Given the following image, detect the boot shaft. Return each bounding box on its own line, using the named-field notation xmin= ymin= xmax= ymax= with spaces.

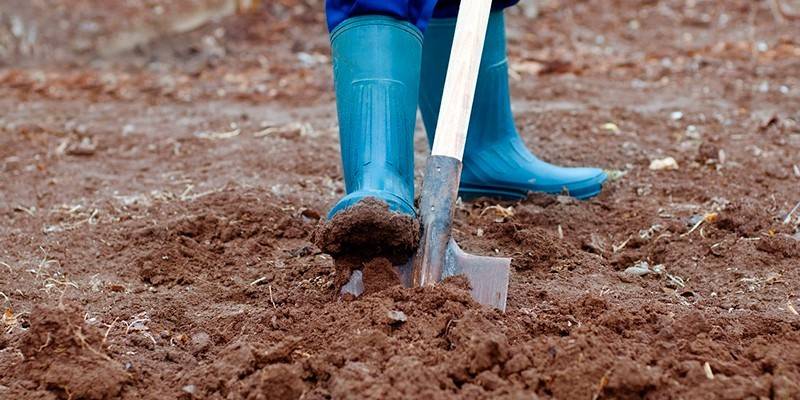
xmin=328 ymin=16 xmax=422 ymax=215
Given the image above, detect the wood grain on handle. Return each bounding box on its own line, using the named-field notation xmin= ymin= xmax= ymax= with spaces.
xmin=430 ymin=0 xmax=493 ymax=161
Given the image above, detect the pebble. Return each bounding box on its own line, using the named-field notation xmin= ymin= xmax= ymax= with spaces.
xmin=386 ymin=310 xmax=407 ymax=324
xmin=601 ymin=122 xmax=620 ymax=133
xmin=687 ymin=214 xmax=704 ymax=227
xmin=622 ymin=261 xmax=665 ymax=279
xmin=685 ymin=125 xmax=700 ymax=139
xmin=300 ymin=208 xmax=321 ymax=220
xmin=66 ymin=137 xmax=97 ymax=156
xmin=624 ymin=261 xmax=652 ymax=277
xmin=190 ymin=331 xmax=211 ymax=353
xmin=649 ymin=157 xmax=679 ymax=170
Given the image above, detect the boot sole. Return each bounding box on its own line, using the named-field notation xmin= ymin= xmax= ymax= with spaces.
xmin=458 ymin=180 xmax=605 ymax=201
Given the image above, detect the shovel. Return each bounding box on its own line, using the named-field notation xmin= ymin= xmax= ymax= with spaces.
xmin=340 ymin=0 xmax=510 ymax=310
xmin=411 ymin=0 xmax=510 ymax=311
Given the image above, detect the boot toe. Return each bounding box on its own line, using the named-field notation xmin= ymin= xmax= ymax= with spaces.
xmin=534 ymin=168 xmax=607 ymax=200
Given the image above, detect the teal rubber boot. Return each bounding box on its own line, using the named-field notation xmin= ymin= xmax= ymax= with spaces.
xmin=327 ymin=16 xmax=422 ymax=219
xmin=419 ymin=12 xmax=607 ymax=200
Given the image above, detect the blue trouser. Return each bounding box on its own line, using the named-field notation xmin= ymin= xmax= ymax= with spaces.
xmin=325 ymin=0 xmax=520 ymax=32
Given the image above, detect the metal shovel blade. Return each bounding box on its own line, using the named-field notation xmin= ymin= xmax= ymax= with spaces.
xmin=341 ymin=156 xmax=511 ymax=311
xmin=412 ymin=156 xmax=511 ymax=311
xmin=442 ymin=239 xmax=510 ymax=311
xmin=340 ymin=245 xmax=509 ymax=311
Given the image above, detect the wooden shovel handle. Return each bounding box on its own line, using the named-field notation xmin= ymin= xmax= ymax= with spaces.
xmin=430 ymin=0 xmax=494 ymax=161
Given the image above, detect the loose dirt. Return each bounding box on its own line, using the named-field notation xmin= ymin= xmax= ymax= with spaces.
xmin=2 ymin=0 xmax=800 ymax=399
xmin=11 ymin=304 xmax=131 ymax=399
xmin=313 ymin=198 xmax=419 ymax=296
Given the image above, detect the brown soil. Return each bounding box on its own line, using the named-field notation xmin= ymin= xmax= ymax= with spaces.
xmin=313 ymin=198 xmax=419 ymax=295
xmin=2 ymin=1 xmax=800 ymax=399
xmin=10 ymin=304 xmax=131 ymax=399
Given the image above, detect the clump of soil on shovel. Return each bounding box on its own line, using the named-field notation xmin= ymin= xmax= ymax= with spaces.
xmin=314 ymin=198 xmax=420 ymax=294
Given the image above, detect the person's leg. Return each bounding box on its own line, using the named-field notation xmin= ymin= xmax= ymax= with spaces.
xmin=324 ymin=1 xmax=436 ymax=219
xmin=419 ymin=7 xmax=607 ymax=200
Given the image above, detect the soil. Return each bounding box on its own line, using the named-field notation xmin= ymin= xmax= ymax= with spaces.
xmin=313 ymin=197 xmax=419 ymax=296
xmin=2 ymin=0 xmax=800 ymax=399
xmin=313 ymin=198 xmax=420 ymax=262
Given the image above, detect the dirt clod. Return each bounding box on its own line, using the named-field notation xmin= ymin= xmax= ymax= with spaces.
xmin=13 ymin=304 xmax=129 ymax=399
xmin=314 ymin=198 xmax=419 ymax=261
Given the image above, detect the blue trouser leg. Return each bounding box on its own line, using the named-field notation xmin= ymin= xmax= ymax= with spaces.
xmin=431 ymin=0 xmax=520 ymax=19
xmin=325 ymin=0 xmax=520 ymax=32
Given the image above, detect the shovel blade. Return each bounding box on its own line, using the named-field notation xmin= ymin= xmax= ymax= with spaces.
xmin=443 ymin=239 xmax=510 ymax=311
xmin=341 ymin=249 xmax=509 ymax=311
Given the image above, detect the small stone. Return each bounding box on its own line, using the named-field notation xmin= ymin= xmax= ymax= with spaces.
xmin=623 ymin=261 xmax=651 ymax=277
xmin=300 ymin=208 xmax=321 ymax=220
xmin=601 ymin=122 xmax=620 ymax=133
xmin=685 ymin=125 xmax=700 ymax=139
xmin=386 ymin=310 xmax=407 ymax=324
xmin=182 ymin=384 xmax=196 ymax=394
xmin=687 ymin=214 xmax=704 ymax=227
xmin=649 ymin=157 xmax=679 ymax=170
xmin=66 ymin=137 xmax=97 ymax=156
xmin=190 ymin=331 xmax=211 ymax=353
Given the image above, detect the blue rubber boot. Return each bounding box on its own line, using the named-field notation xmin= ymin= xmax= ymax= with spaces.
xmin=327 ymin=16 xmax=422 ymax=219
xmin=419 ymin=12 xmax=607 ymax=200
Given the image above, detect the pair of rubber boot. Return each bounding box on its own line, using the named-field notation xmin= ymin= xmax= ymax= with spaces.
xmin=328 ymin=12 xmax=607 ymax=219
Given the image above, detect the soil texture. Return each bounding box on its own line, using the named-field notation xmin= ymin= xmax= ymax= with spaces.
xmin=314 ymin=198 xmax=420 ymax=262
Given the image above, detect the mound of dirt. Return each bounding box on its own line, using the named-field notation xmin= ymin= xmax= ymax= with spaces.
xmin=314 ymin=198 xmax=419 ymax=262
xmin=176 ymin=277 xmax=525 ymax=399
xmin=714 ymin=200 xmax=773 ymax=237
xmin=484 ymin=224 xmax=595 ymax=273
xmin=11 ymin=304 xmax=130 ymax=399
xmin=126 ymin=190 xmax=317 ymax=286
